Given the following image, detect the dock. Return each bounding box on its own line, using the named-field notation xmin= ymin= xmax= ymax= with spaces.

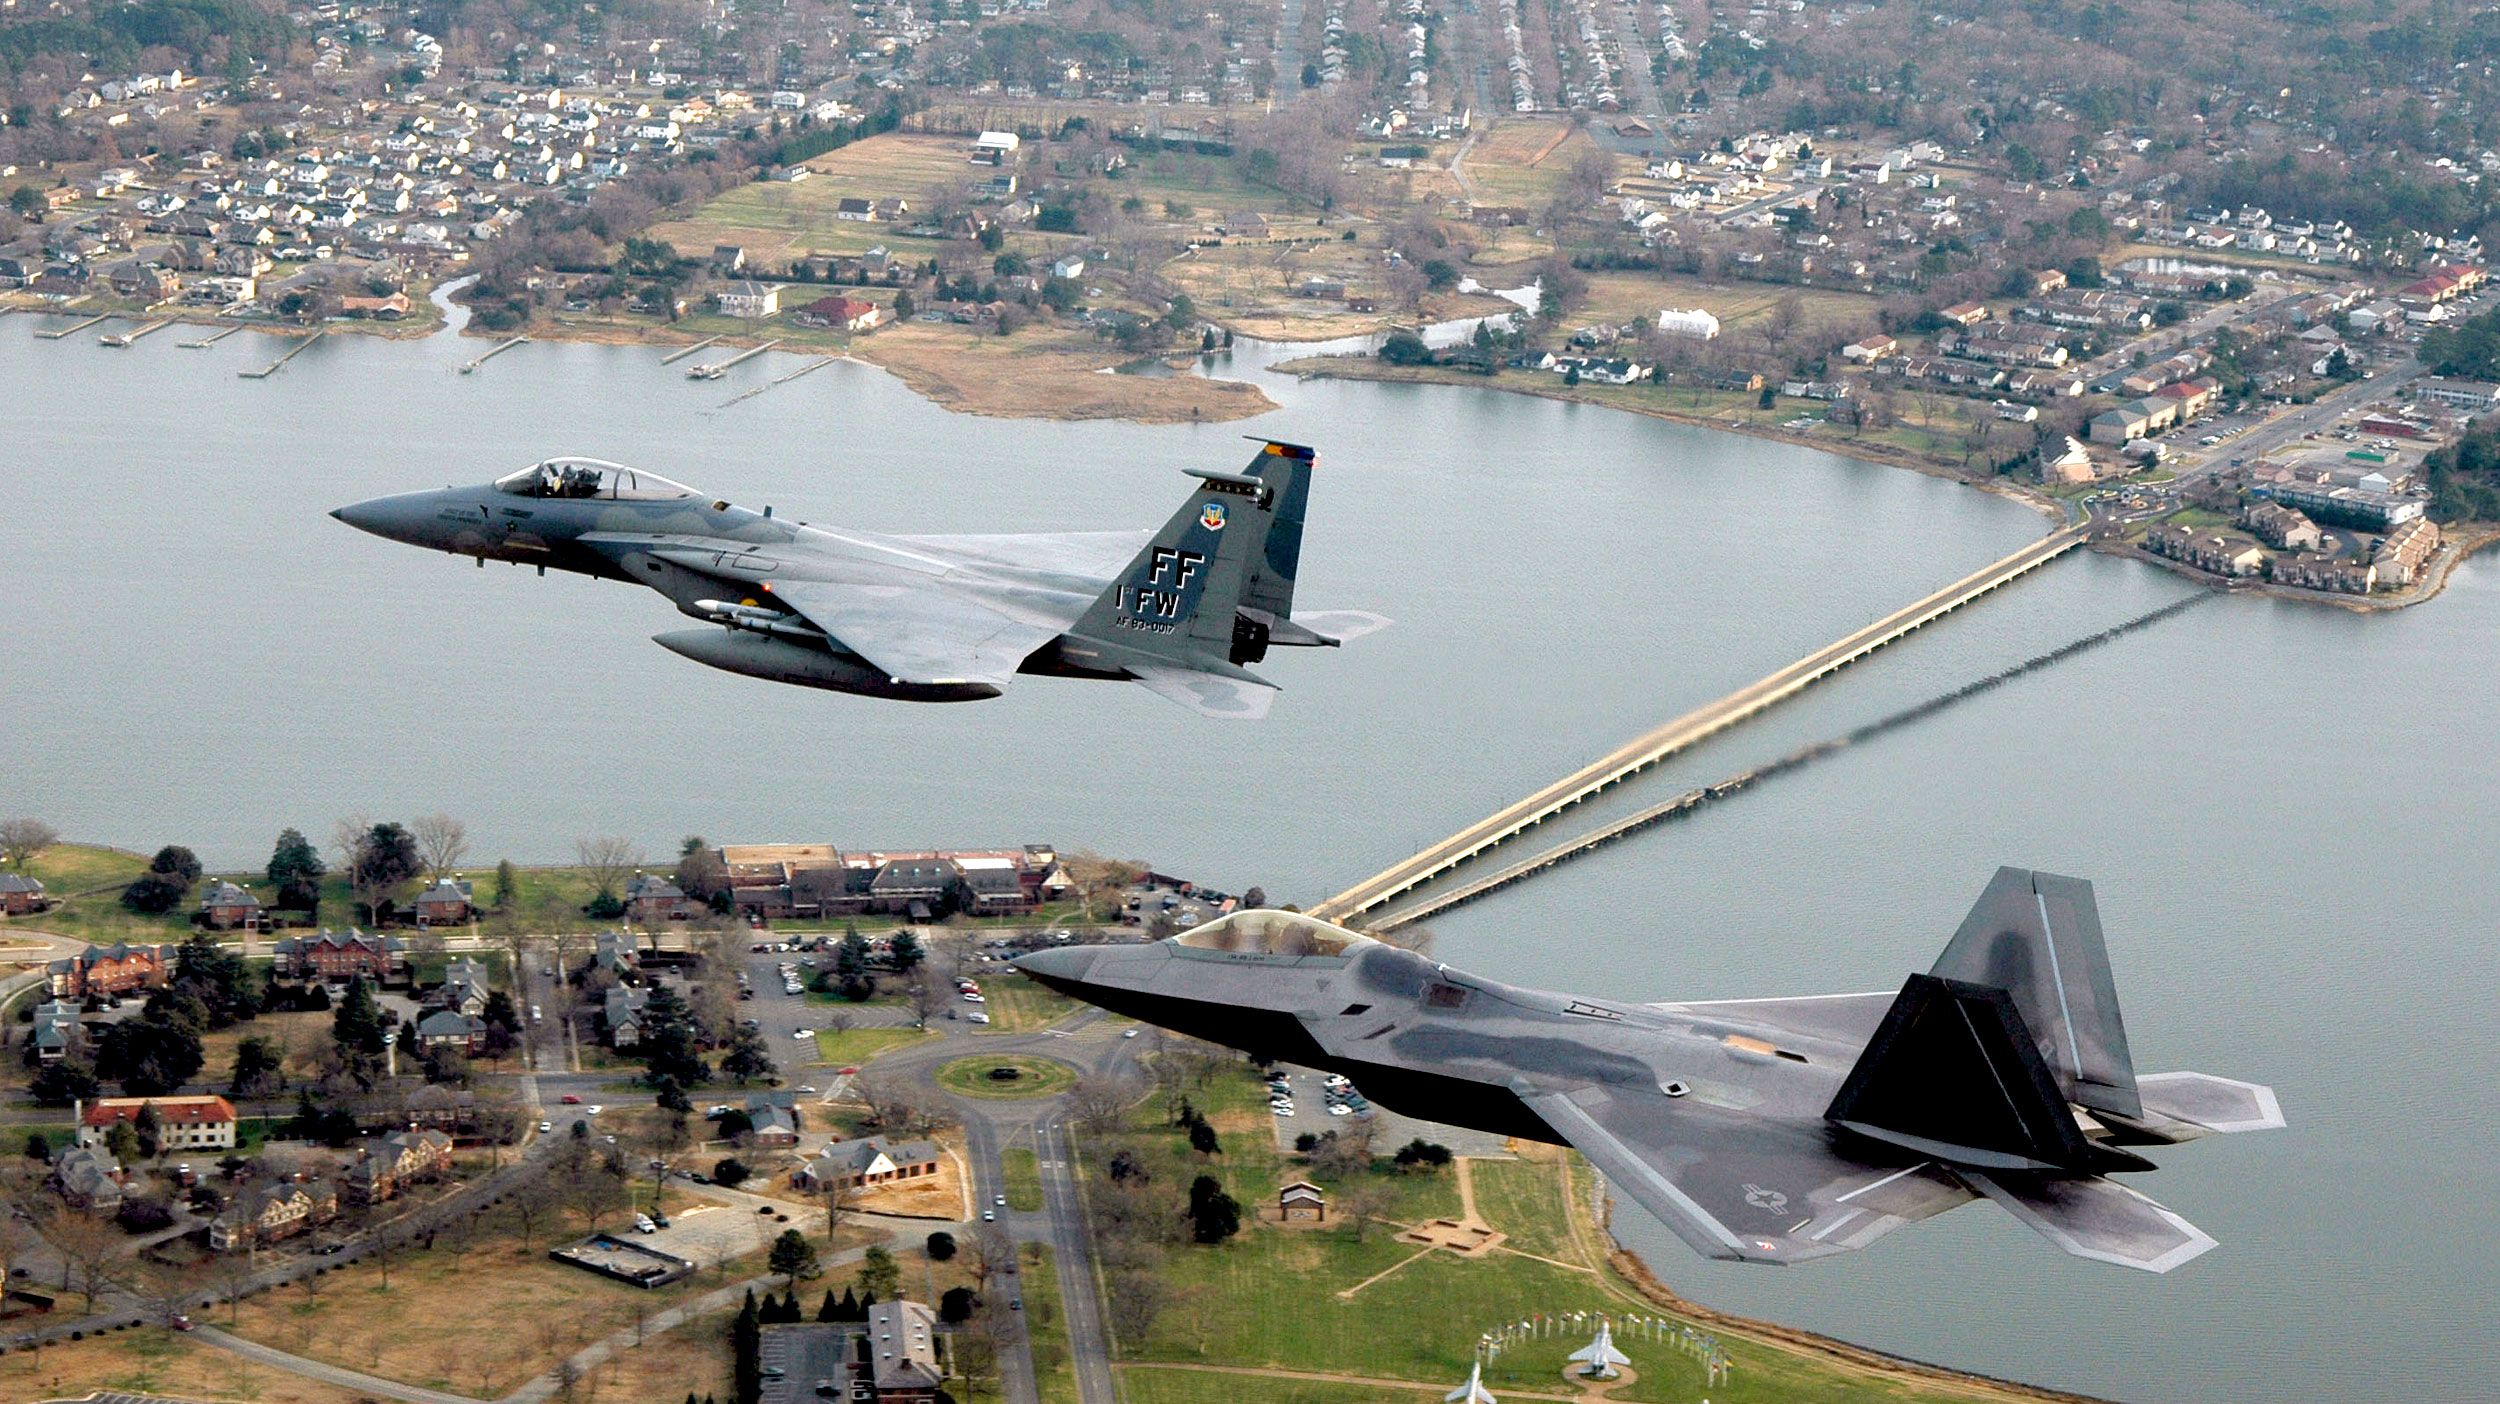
xmin=100 ymin=318 xmax=173 ymax=347
xmin=685 ymin=339 xmax=779 ymax=379
xmin=460 ymin=334 xmax=529 ymax=374
xmin=238 ymin=328 xmax=324 ymax=379
xmin=36 ymin=314 xmax=110 ymax=341
xmin=179 ymin=325 xmax=242 ymax=349
xmin=659 ymin=335 xmax=722 ymax=365
xmin=1310 ymin=526 xmax=2090 ymax=925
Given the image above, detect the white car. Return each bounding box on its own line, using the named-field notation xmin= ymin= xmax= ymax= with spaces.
xmin=537 ymin=1120 xmax=553 ymax=1133
xmin=585 ymin=1105 xmax=603 ymax=1116
xmin=634 ymin=1213 xmax=656 ymax=1234
xmin=794 ymin=1029 xmax=816 ymax=1041
xmin=1123 ymin=1029 xmax=1140 ymax=1038
xmin=968 ymin=1012 xmax=991 ymax=1024
xmin=962 ymin=993 xmax=986 ymax=1003
xmin=1329 ymin=1104 xmax=1352 ymax=1116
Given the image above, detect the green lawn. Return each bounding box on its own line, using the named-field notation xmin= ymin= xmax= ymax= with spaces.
xmin=1084 ymin=1065 xmax=1998 ymax=1404
xmin=812 ymin=1027 xmax=936 ymax=1067
xmin=1018 ymin=1241 xmax=1080 ymax=1404
xmin=1120 ymin=1369 xmax=1425 ymax=1404
xmin=975 ymin=978 xmax=1083 ymax=1034
xmin=933 ymin=1055 xmax=1078 ymax=1100
xmin=1000 ymin=1147 xmax=1044 ymax=1212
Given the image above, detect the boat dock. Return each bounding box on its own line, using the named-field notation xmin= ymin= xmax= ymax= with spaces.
xmin=718 ymin=356 xmax=834 ymax=408
xmin=685 ymin=339 xmax=779 ymax=379
xmin=36 ymin=314 xmax=110 ymax=341
xmin=100 ymin=319 xmax=173 ymax=347
xmin=179 ymin=324 xmax=243 ymax=349
xmin=659 ymin=335 xmax=722 ymax=365
xmin=238 ymin=328 xmax=324 ymax=379
xmin=460 ymin=335 xmax=529 ymax=374
xmin=1309 ymin=526 xmax=2090 ymax=925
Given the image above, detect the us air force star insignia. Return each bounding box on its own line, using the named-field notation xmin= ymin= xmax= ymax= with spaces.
xmin=1742 ymin=1183 xmax=1788 ymax=1213
xmin=1200 ymin=502 xmax=1227 ymax=531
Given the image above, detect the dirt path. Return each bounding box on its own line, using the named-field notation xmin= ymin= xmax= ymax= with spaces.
xmin=1121 ymin=1361 xmax=1587 ymax=1402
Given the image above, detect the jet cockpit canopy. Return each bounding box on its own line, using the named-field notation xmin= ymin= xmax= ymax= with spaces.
xmin=1172 ymin=909 xmax=1374 ymax=958
xmin=494 ymin=458 xmax=694 ymax=502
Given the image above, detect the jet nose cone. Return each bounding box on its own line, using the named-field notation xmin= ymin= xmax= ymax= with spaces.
xmin=330 ymin=498 xmax=388 ymax=534
xmin=1012 ymin=947 xmax=1099 ymax=990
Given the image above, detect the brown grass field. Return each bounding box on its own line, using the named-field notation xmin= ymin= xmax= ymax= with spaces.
xmin=852 ymin=322 xmax=1276 ymax=423
xmin=0 ymin=1326 xmax=368 ymax=1404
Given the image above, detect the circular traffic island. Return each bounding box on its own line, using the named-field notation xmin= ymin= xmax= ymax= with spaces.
xmin=934 ymin=1054 xmax=1079 ymax=1100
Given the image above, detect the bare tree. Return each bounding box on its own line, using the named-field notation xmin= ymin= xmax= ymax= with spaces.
xmin=46 ymin=1209 xmax=120 ymax=1313
xmin=1334 ymin=1181 xmax=1392 ymax=1242
xmin=1056 ymin=850 xmax=1143 ymax=923
xmin=967 ymin=1224 xmax=1016 ymax=1297
xmin=207 ymin=1247 xmax=257 ymax=1325
xmin=815 ymin=1174 xmax=856 ymax=1243
xmin=411 ymin=814 xmax=471 ymax=880
xmin=575 ymin=836 xmax=643 ymax=900
xmin=1066 ymin=1074 xmax=1138 ymax=1133
xmin=0 ymin=817 xmax=60 ymax=870
xmin=508 ymin=1175 xmax=558 ymax=1250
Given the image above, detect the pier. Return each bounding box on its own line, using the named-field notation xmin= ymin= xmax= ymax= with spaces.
xmin=36 ymin=314 xmax=110 ymax=340
xmin=1310 ymin=526 xmax=2090 ymax=925
xmin=685 ymin=339 xmax=779 ymax=379
xmin=100 ymin=318 xmax=173 ymax=347
xmin=179 ymin=325 xmax=242 ymax=349
xmin=460 ymin=334 xmax=529 ymax=374
xmin=659 ymin=335 xmax=722 ymax=365
xmin=717 ymin=356 xmax=835 ymax=408
xmin=238 ymin=328 xmax=324 ymax=379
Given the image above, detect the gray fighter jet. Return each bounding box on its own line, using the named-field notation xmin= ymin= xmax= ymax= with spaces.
xmin=331 ymin=440 xmax=1381 ymax=718
xmin=1016 ymin=868 xmax=2283 ymax=1272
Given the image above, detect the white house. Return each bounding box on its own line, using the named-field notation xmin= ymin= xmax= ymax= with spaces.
xmin=1656 ymin=307 xmax=1721 ymax=340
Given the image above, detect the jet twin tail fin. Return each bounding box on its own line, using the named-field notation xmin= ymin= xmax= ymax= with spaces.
xmin=1070 ymin=441 xmax=1305 ymax=666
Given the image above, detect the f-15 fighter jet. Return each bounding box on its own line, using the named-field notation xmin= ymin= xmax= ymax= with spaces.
xmin=1016 ymin=868 xmax=2282 ymax=1272
xmin=333 ymin=439 xmax=1381 ymax=718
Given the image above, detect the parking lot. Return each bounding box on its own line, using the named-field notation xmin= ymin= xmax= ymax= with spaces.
xmin=640 ymin=1199 xmax=779 ymax=1267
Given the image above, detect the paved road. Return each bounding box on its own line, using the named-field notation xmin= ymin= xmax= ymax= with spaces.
xmin=195 ymin=1325 xmax=483 ymax=1404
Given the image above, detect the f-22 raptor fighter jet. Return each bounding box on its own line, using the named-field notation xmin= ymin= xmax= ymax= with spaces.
xmin=332 ymin=439 xmax=1380 ymax=718
xmin=1017 ymin=868 xmax=2283 ymax=1272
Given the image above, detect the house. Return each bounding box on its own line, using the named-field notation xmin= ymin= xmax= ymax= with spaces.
xmin=52 ymin=1146 xmax=125 ymax=1212
xmin=415 ymin=1009 xmax=487 ymax=1052
xmin=437 ymin=957 xmax=491 ymax=1016
xmin=31 ymin=1000 xmax=83 ymax=1062
xmin=2143 ymin=524 xmax=2265 ymax=577
xmin=1992 ymin=399 xmax=2040 ymax=423
xmin=211 ymin=1179 xmax=339 ymax=1251
xmin=747 ymin=1092 xmax=803 ymax=1147
xmin=710 ymin=244 xmax=747 ymax=273
xmin=2417 ymin=377 xmax=2500 ymax=412
xmin=791 ymin=295 xmax=883 ymax=332
xmin=714 ymin=281 xmax=781 ymax=318
xmin=79 ymin=1095 xmax=239 ymax=1152
xmin=970 ymin=131 xmax=1022 ymax=165
xmin=834 ymin=197 xmax=878 ymax=222
xmin=340 ymin=292 xmax=411 ymax=319
xmin=411 ymin=878 xmax=472 ymax=926
xmin=604 ymin=986 xmax=650 ymax=1047
xmin=1839 ymin=335 xmax=1896 ymax=363
xmin=2039 ymin=436 xmax=2096 ymax=485
xmin=2269 ymin=552 xmax=2376 ymax=594
xmin=272 ymin=930 xmax=404 ymax=983
xmin=0 ymin=873 xmax=46 ymax=915
xmin=344 ymin=1128 xmax=455 ymax=1205
xmin=860 ymin=1298 xmax=945 ymax=1403
xmin=197 ymin=881 xmax=266 ymax=931
xmin=48 ymin=943 xmax=175 ymax=999
xmin=793 ymin=1135 xmax=940 ymax=1192
xmin=593 ymin=930 xmax=640 ymax=976
xmin=1278 ymin=1179 xmax=1327 ymax=1222
xmin=1939 ymin=301 xmax=1988 ymax=326
xmin=867 ymin=859 xmax=958 ymax=917
xmin=2372 ymin=518 xmax=2442 ymax=586
xmin=2240 ymin=502 xmax=2322 ymax=552
xmin=625 ymin=874 xmax=695 ymax=923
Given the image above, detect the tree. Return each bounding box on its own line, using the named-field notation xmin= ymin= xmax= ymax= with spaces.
xmin=96 ymin=1011 xmax=204 ymax=1095
xmin=1187 ymin=1119 xmax=1221 ymax=1157
xmin=675 ymin=837 xmax=728 ymax=903
xmin=6 ymin=186 xmax=44 ymax=220
xmin=266 ymin=827 xmax=325 ymax=888
xmin=926 ymin=1230 xmax=957 ymax=1262
xmin=769 ymin=1227 xmax=822 ymax=1286
xmin=939 ymin=1284 xmax=978 ymax=1323
xmin=1379 ymin=330 xmax=1431 ymax=365
xmin=639 ymin=983 xmax=710 ymax=1086
xmin=330 ymin=975 xmax=390 ymax=1086
xmin=576 ymin=835 xmax=643 ymax=901
xmin=889 ymin=930 xmax=924 ymax=974
xmin=30 ymin=1059 xmax=100 ymax=1106
xmin=713 ymin=1156 xmax=751 ymax=1188
xmin=0 ymin=817 xmax=59 ymax=869
xmin=733 ymin=1290 xmax=762 ymax=1404
xmin=720 ymin=1023 xmax=778 ymax=1083
xmin=492 ymin=859 xmax=520 ymax=910
xmin=1185 ymin=1175 xmax=1241 ymax=1243
xmin=339 ymin=819 xmax=421 ymax=922
xmin=411 ymin=814 xmax=470 ymax=880
xmin=230 ymin=1035 xmax=284 ymax=1098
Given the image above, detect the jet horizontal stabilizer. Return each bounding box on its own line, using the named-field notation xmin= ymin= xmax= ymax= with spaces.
xmin=1965 ymin=1172 xmax=2218 ymax=1274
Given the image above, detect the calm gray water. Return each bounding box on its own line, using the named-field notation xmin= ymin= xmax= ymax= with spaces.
xmin=2 ymin=310 xmax=2494 ymax=1402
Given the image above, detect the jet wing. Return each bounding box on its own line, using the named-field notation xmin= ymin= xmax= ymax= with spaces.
xmin=888 ymin=530 xmax=1152 ymax=585
xmin=762 ymin=578 xmax=1057 ymax=689
xmin=1522 ymin=1084 xmax=1973 ymax=1266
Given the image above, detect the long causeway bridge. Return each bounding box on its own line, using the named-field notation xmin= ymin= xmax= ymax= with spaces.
xmin=1308 ymin=525 xmax=2089 ymax=926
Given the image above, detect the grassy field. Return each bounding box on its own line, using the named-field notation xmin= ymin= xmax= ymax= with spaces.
xmin=220 ymin=1197 xmax=763 ymax=1398
xmin=974 ymin=977 xmax=1083 ymax=1034
xmin=1000 ymin=1146 xmax=1044 ymax=1212
xmin=1088 ymin=1064 xmax=2007 ymax=1404
xmin=1119 ymin=1368 xmax=1432 ymax=1404
xmin=0 ymin=1324 xmax=368 ymax=1404
xmin=644 ymin=133 xmax=983 ymax=269
xmin=1019 ymin=1240 xmax=1080 ymax=1404
xmin=934 ymin=1055 xmax=1078 ymax=1100
xmin=811 ymin=1026 xmax=936 ymax=1067
xmin=571 ymin=1303 xmax=739 ymax=1403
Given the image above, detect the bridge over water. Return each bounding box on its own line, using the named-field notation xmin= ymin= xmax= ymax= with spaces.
xmin=1308 ymin=525 xmax=2089 ymax=926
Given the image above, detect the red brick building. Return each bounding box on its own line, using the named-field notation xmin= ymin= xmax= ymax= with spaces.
xmin=46 ymin=943 xmax=175 ymax=999
xmin=272 ymin=930 xmax=405 ymax=982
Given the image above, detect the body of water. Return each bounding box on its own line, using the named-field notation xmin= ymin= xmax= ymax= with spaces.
xmin=1 ymin=310 xmax=2492 ymax=1402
